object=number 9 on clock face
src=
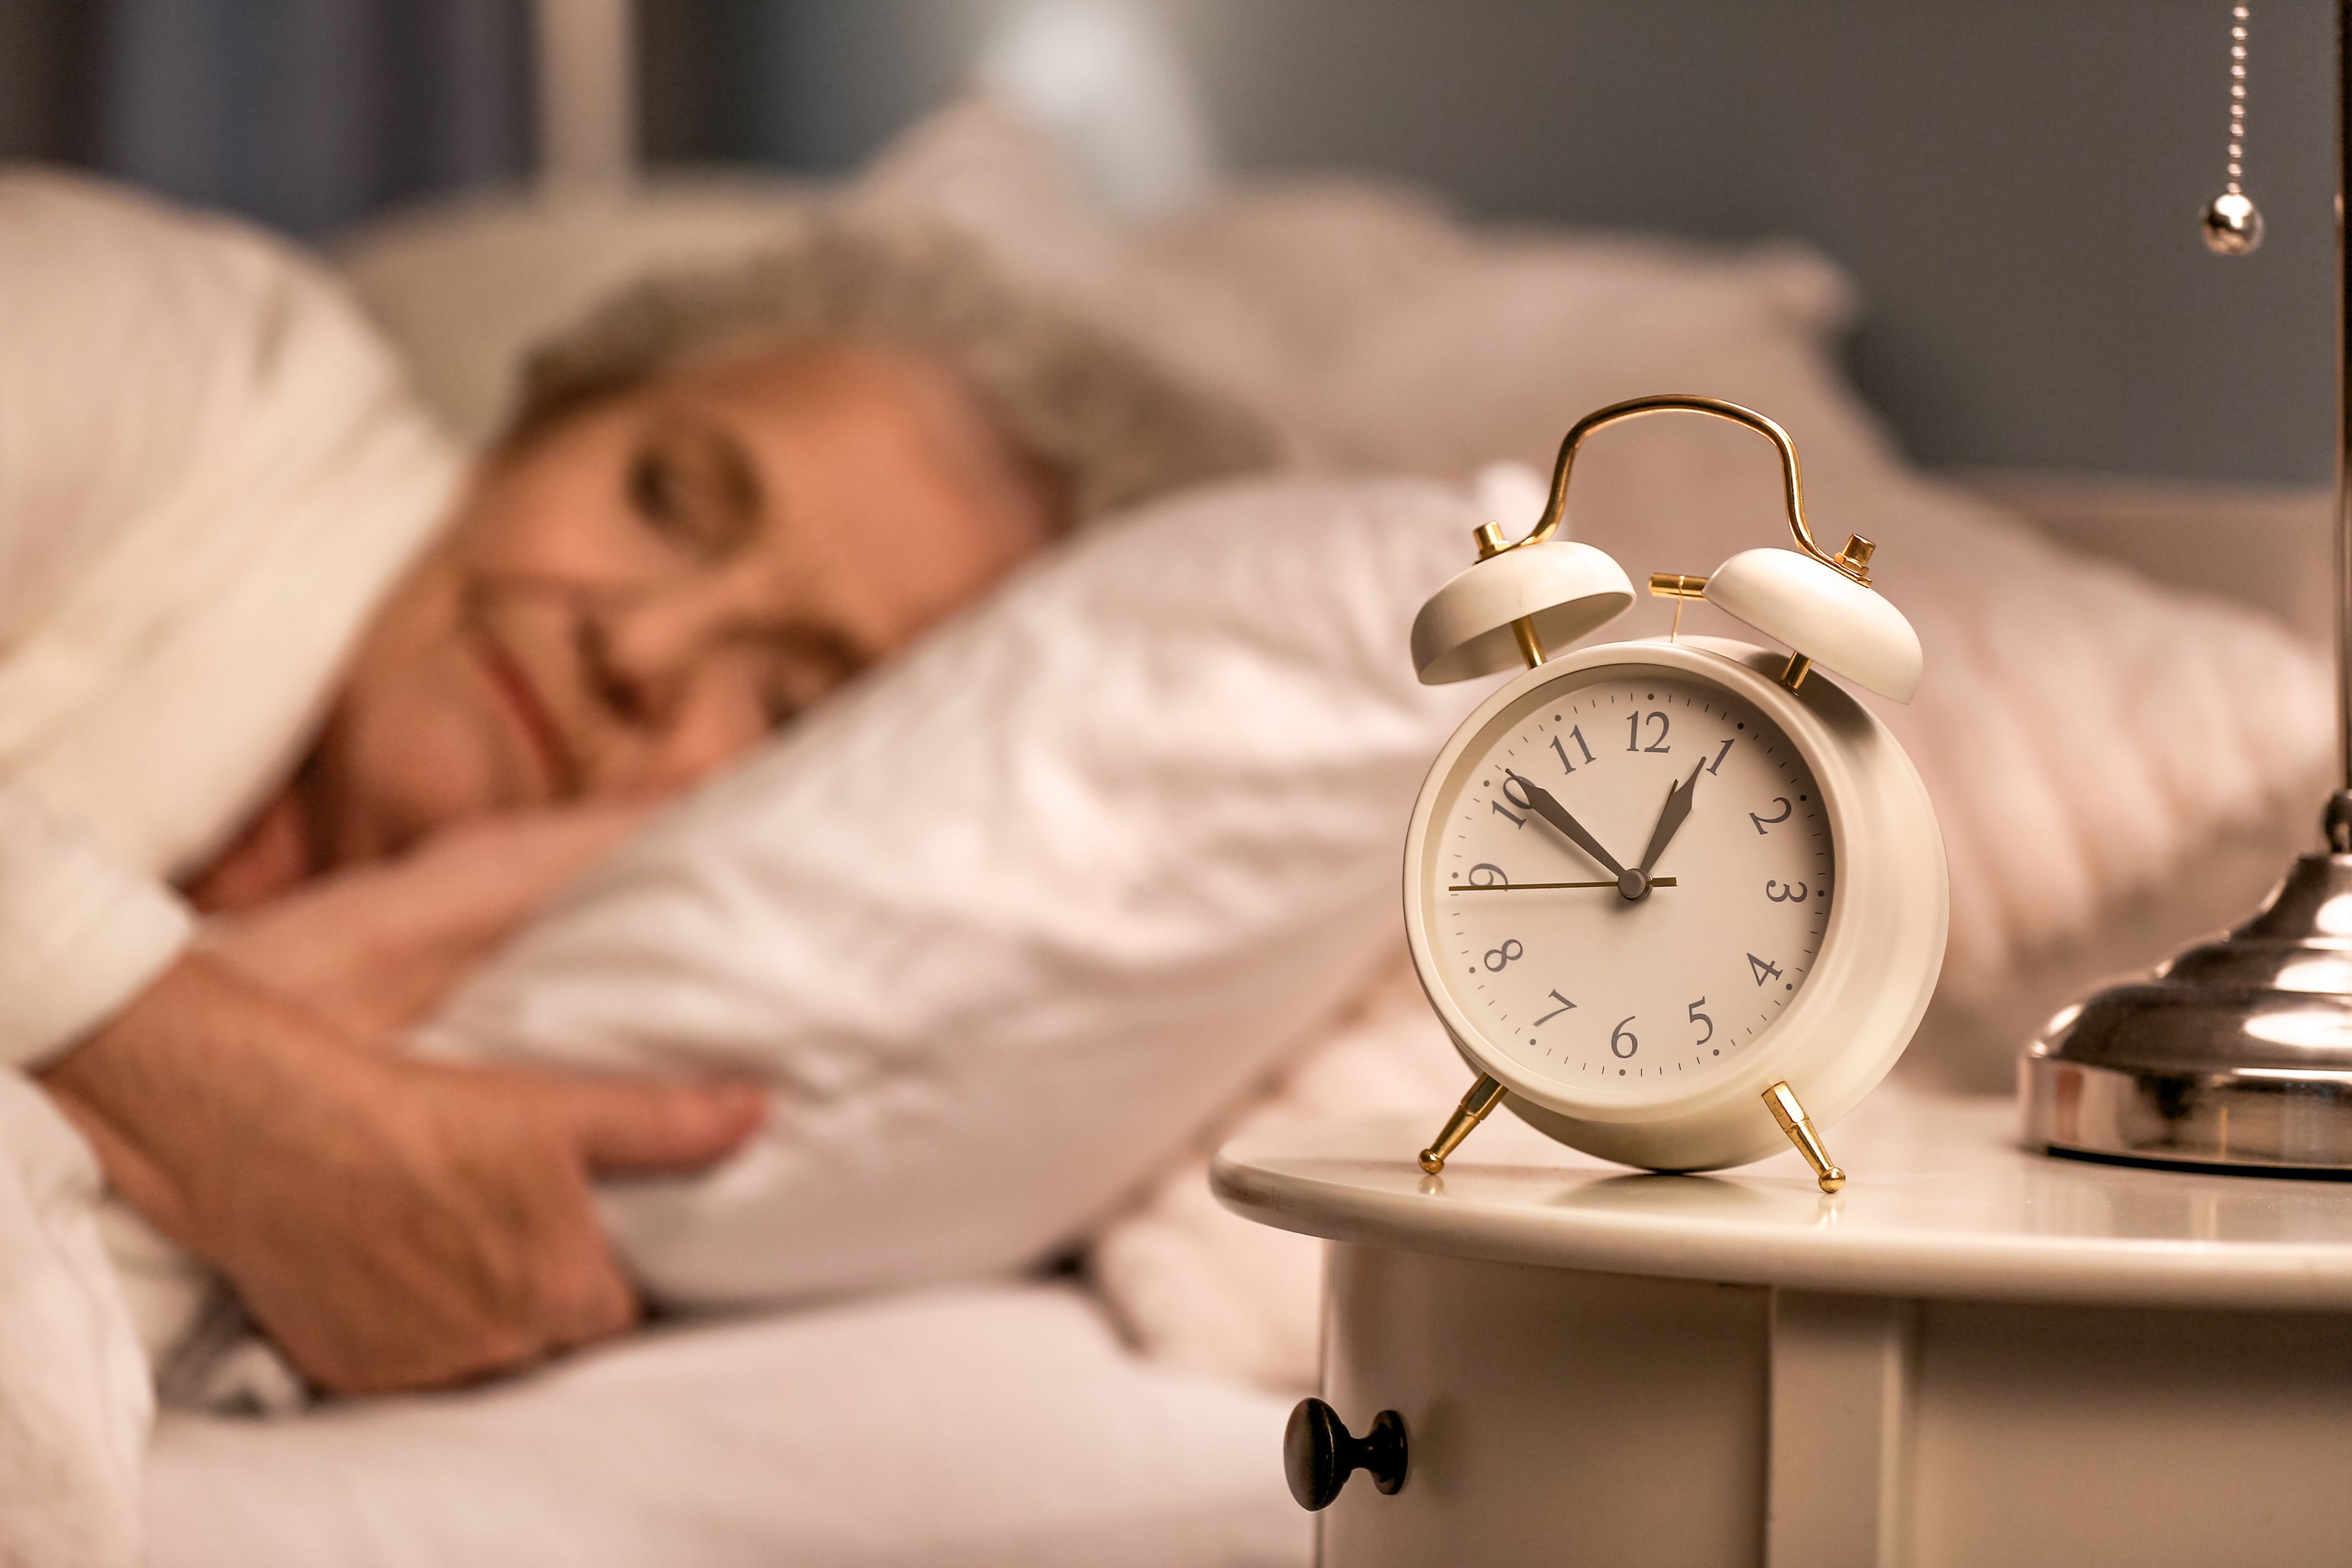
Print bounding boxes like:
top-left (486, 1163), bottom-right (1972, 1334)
top-left (1414, 659), bottom-right (1833, 1112)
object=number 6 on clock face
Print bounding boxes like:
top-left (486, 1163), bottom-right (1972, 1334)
top-left (1401, 636), bottom-right (1947, 1174)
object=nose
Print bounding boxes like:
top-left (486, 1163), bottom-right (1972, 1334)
top-left (579, 580), bottom-right (732, 730)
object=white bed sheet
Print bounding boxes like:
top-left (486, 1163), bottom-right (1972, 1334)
top-left (143, 1283), bottom-right (1307, 1568)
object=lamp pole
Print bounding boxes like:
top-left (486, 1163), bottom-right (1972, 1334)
top-left (2335, 0), bottom-right (2352, 819)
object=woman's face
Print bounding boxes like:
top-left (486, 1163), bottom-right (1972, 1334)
top-left (309, 342), bottom-right (1055, 864)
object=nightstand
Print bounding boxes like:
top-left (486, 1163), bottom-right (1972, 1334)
top-left (1214, 1088), bottom-right (2352, 1567)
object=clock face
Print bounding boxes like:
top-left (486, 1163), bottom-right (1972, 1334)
top-left (1420, 663), bottom-right (1833, 1102)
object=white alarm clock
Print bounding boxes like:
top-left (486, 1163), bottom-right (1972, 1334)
top-left (1406, 395), bottom-right (1947, 1189)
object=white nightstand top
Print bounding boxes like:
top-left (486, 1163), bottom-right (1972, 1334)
top-left (1211, 1087), bottom-right (2352, 1310)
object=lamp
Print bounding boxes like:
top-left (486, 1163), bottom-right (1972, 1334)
top-left (2021, 1), bottom-right (2352, 1172)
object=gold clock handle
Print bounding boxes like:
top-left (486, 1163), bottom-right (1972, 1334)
top-left (1763, 1080), bottom-right (1847, 1193)
top-left (1419, 1074), bottom-right (1507, 1174)
top-left (1506, 394), bottom-right (1876, 586)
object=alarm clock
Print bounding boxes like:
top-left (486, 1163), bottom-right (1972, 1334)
top-left (1406, 395), bottom-right (1947, 1189)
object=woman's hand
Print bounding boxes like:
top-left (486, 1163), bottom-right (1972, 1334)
top-left (38, 953), bottom-right (763, 1395)
top-left (198, 801), bottom-right (649, 1045)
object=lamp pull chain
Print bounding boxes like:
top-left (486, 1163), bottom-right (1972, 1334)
top-left (2205, 5), bottom-right (2265, 254)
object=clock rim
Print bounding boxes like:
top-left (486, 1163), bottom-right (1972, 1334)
top-left (1401, 636), bottom-right (1947, 1169)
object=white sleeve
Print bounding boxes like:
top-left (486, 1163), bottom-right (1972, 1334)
top-left (0, 785), bottom-right (191, 1069)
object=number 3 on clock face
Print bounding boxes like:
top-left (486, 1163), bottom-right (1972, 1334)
top-left (1402, 636), bottom-right (1946, 1170)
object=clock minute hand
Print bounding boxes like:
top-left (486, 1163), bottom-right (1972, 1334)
top-left (1637, 759), bottom-right (1709, 877)
top-left (1501, 771), bottom-right (1633, 886)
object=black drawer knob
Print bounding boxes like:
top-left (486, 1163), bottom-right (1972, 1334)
top-left (1284, 1397), bottom-right (1408, 1510)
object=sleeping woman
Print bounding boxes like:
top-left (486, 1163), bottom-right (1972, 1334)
top-left (0, 167), bottom-right (1270, 1436)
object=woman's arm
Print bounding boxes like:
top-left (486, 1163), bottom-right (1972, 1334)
top-left (36, 800), bottom-right (748, 1395)
top-left (37, 951), bottom-right (761, 1395)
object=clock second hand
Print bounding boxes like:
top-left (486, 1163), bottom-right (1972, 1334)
top-left (1450, 878), bottom-right (1677, 891)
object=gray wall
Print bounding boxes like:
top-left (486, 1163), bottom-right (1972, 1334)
top-left (643, 0), bottom-right (2341, 487)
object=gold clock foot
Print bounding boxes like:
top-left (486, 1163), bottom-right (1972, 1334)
top-left (1762, 1080), bottom-right (1846, 1192)
top-left (1419, 1075), bottom-right (1508, 1173)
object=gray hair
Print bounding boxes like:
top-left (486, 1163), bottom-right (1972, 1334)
top-left (509, 216), bottom-right (1280, 524)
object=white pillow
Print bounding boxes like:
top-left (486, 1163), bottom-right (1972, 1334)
top-left (415, 476), bottom-right (1495, 1308)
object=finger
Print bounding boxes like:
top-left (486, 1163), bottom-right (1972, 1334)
top-left (504, 1158), bottom-right (646, 1350)
top-left (425, 799), bottom-right (653, 875)
top-left (540, 1244), bottom-right (642, 1351)
top-left (536, 1076), bottom-right (769, 1176)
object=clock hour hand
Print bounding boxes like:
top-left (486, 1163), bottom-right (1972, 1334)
top-left (1500, 771), bottom-right (1644, 898)
top-left (1636, 758), bottom-right (1709, 877)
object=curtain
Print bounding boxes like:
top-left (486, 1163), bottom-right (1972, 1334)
top-left (0, 0), bottom-right (533, 238)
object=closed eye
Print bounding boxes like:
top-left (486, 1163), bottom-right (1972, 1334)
top-left (627, 419), bottom-right (762, 561)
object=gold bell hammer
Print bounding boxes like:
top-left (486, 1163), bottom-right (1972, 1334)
top-left (1763, 1080), bottom-right (1846, 1193)
top-left (1648, 572), bottom-right (1707, 641)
